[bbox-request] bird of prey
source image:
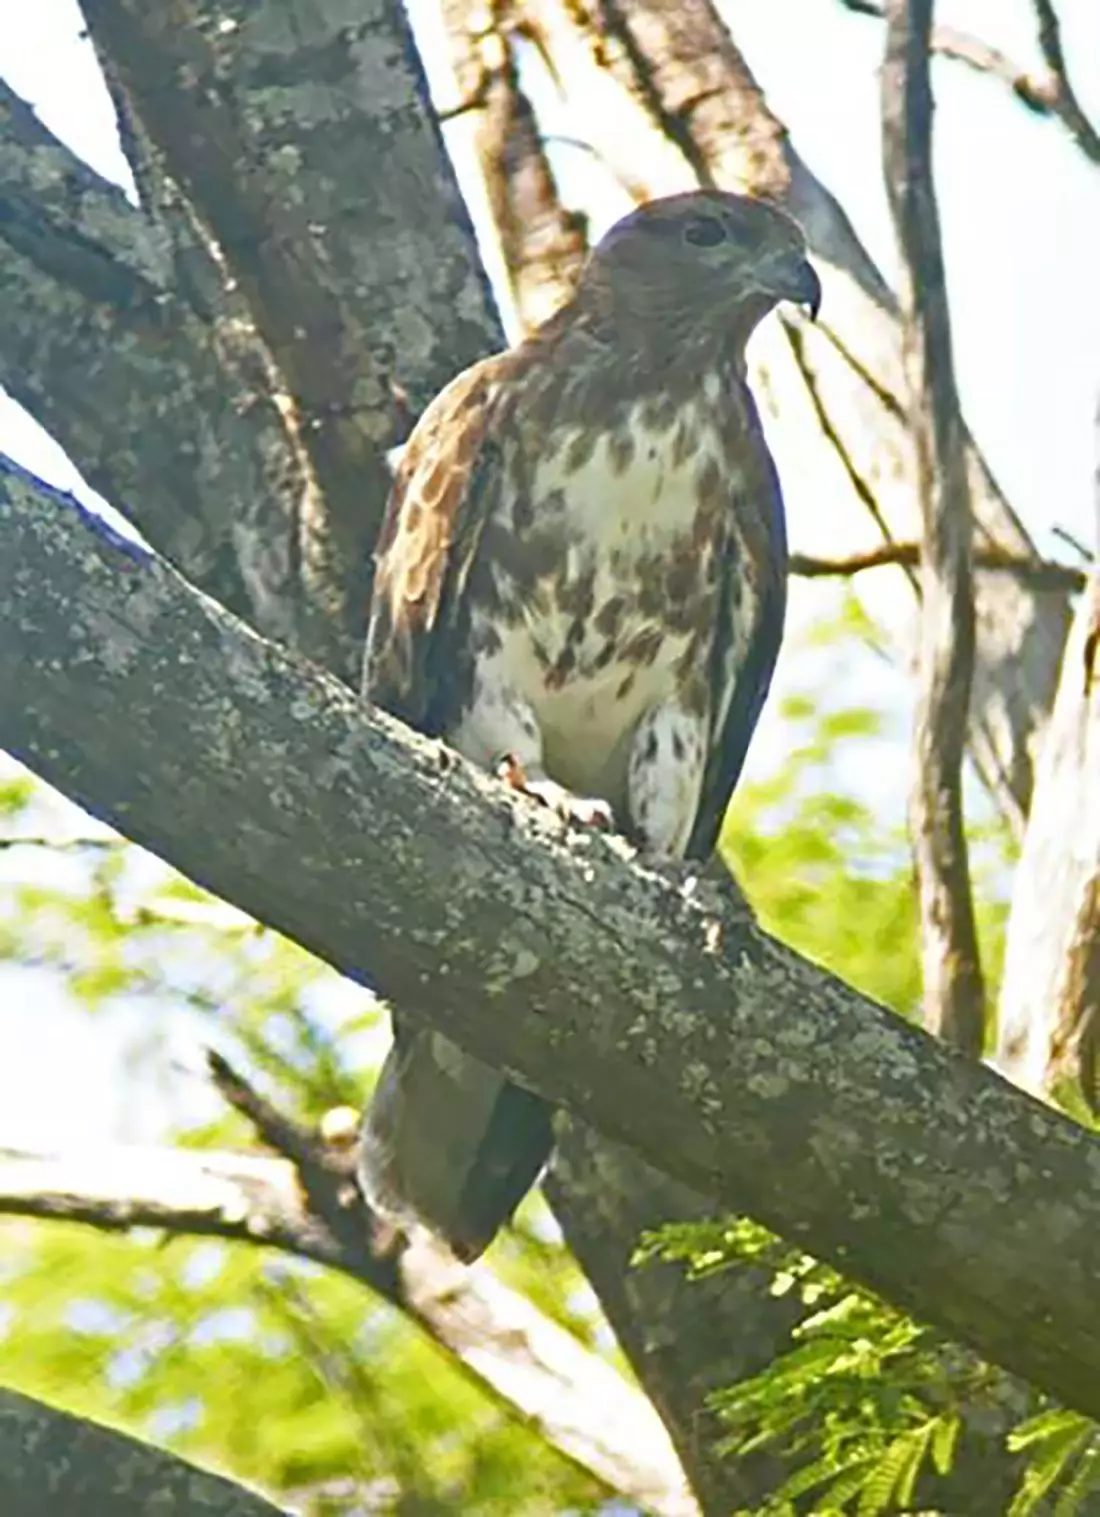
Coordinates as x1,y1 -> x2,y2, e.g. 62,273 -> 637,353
359,189 -> 820,1262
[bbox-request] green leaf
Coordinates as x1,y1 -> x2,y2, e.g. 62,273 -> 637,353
931,1411 -> 961,1475
1008,1423 -> 1094,1517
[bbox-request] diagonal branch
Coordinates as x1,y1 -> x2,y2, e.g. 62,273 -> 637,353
0,1387 -> 290,1516
0,80 -> 311,644
1030,0 -> 1100,164
840,0 -> 1100,163
881,0 -> 986,1054
0,1061 -> 695,1515
5,460 -> 1100,1417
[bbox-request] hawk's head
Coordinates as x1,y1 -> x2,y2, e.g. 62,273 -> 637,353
579,190 -> 820,345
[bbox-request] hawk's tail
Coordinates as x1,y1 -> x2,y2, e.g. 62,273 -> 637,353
359,1020 -> 555,1263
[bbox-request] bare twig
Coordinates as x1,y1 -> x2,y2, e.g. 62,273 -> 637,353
0,1058 -> 695,1516
882,0 -> 986,1054
0,835 -> 118,852
789,542 -> 1086,592
841,0 -> 1100,162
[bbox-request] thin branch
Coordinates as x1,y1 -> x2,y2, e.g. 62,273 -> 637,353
840,0 -> 1100,162
0,835 -> 118,852
0,1059 -> 695,1516
440,3 -> 589,331
789,542 -> 1086,592
1031,0 -> 1100,163
882,0 -> 986,1054
6,461 -> 1100,1417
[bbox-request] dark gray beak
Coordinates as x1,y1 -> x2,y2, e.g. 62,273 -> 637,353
763,252 -> 822,320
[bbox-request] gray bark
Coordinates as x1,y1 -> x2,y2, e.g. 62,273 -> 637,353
547,1126 -> 799,1512
0,1386 -> 290,1516
0,81 -> 309,642
82,0 -> 503,679
5,459 -> 1100,1421
881,0 -> 985,1052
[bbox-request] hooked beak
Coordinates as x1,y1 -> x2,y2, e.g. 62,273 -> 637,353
760,251 -> 821,320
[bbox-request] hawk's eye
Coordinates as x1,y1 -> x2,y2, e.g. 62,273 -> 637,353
683,217 -> 726,248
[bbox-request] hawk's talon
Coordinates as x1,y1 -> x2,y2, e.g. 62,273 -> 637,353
494,754 -> 614,832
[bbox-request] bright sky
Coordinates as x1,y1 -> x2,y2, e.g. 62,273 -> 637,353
1,0 -> 1098,1147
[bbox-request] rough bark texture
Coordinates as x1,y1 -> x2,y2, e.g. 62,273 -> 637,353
0,1138 -> 690,1514
0,1386 -> 290,1516
998,576 -> 1100,1100
527,0 -> 1071,835
6,462 -> 1100,1421
881,0 -> 985,1054
82,0 -> 503,679
0,81 -> 310,641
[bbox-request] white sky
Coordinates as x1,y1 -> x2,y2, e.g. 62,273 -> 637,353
1,0 -> 1098,1147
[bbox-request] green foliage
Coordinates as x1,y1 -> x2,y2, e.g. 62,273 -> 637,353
721,685 -> 1012,1031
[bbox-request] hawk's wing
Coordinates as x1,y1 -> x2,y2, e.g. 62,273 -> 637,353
686,393 -> 788,862
362,356 -> 508,729
360,351 -> 556,1261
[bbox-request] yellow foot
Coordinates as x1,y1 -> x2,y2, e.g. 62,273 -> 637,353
494,755 -> 614,831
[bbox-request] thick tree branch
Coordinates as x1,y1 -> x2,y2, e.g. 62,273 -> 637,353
81,0 -> 502,678
0,1124 -> 692,1515
840,0 -> 1100,162
6,461 -> 1100,1419
0,80 -> 314,644
0,1387 -> 290,1516
882,0 -> 985,1054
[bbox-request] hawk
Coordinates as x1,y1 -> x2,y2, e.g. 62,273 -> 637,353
359,190 -> 820,1261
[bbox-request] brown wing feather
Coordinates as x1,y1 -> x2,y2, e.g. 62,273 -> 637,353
362,357 -> 508,731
